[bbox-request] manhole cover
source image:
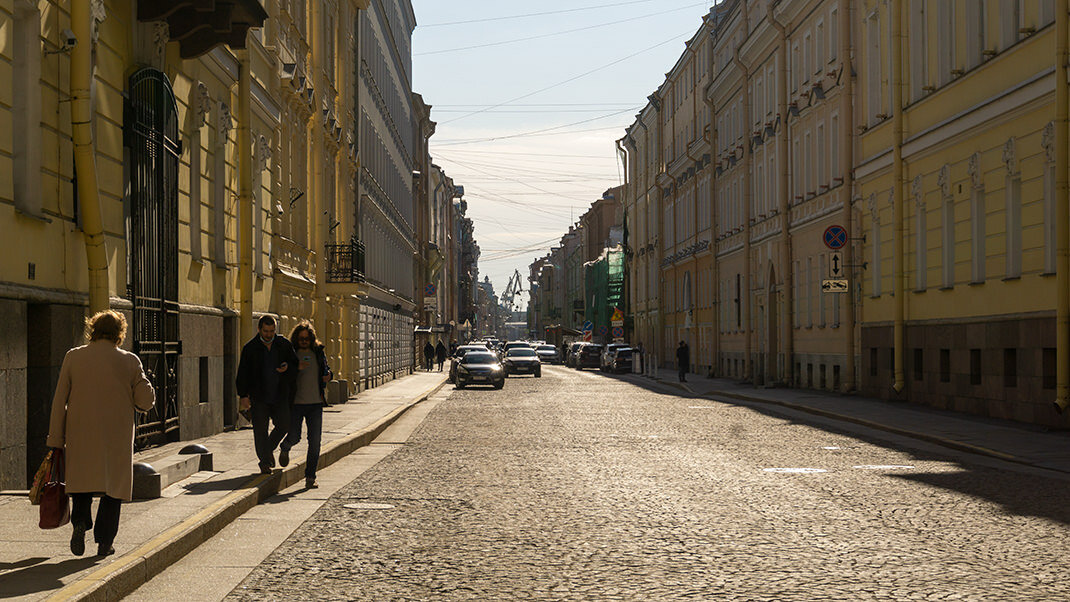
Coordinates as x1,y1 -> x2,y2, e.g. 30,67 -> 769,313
853,465 -> 915,470
763,468 -> 827,474
343,503 -> 396,510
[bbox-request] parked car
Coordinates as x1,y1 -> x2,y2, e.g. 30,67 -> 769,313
566,342 -> 587,367
504,341 -> 531,354
503,347 -> 542,377
535,345 -> 560,364
449,344 -> 491,383
454,351 -> 505,389
605,347 -> 633,373
575,344 -> 603,370
600,343 -> 630,371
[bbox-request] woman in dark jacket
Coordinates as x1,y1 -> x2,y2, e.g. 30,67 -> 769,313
423,341 -> 435,371
435,341 -> 448,371
279,321 -> 332,489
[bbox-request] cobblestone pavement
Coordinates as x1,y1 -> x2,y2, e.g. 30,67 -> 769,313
227,367 -> 1070,601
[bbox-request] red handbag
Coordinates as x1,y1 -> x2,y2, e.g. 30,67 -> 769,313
38,449 -> 70,530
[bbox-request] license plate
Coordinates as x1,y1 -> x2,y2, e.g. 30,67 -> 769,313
472,376 -> 486,381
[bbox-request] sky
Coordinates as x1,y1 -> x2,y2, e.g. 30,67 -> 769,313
410,0 -> 715,311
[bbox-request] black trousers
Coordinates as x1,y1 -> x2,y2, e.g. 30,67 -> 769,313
70,493 -> 122,547
252,401 -> 291,469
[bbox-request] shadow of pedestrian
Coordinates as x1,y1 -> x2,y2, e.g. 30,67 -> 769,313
0,557 -> 100,597
180,474 -> 263,495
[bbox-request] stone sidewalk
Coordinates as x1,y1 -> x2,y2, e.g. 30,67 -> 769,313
625,366 -> 1070,475
0,370 -> 447,602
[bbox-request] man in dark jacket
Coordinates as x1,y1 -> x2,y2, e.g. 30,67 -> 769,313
676,340 -> 690,382
435,341 -> 447,371
279,320 -> 332,489
236,315 -> 298,474
423,341 -> 435,371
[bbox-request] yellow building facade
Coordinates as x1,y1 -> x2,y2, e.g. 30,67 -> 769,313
0,0 -> 383,488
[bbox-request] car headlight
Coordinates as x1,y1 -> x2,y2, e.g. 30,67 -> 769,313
457,366 -> 469,375
491,365 -> 502,372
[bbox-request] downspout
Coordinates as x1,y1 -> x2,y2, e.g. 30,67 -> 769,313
703,93 -> 719,373
71,0 -> 109,313
311,0 -> 328,340
637,118 -> 651,353
1055,0 -> 1070,412
769,4 -> 794,387
237,49 -> 254,345
732,3 -> 753,383
616,137 -> 630,341
840,0 -> 857,392
892,0 -> 906,394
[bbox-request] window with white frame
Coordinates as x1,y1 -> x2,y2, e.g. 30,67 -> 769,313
816,20 -> 826,76
942,173 -> 955,288
937,1 -> 956,86
830,113 -> 840,181
866,11 -> 882,123
830,5 -> 839,61
999,0 -> 1020,49
909,0 -> 928,101
971,176 -> 985,284
818,253 -> 827,327
816,122 -> 826,191
966,0 -> 986,69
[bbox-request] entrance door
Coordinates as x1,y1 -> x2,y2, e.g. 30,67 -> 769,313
126,68 -> 181,448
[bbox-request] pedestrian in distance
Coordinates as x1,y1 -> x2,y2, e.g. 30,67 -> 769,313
423,341 -> 435,371
435,340 -> 447,371
236,315 -> 298,475
46,310 -> 156,557
676,340 -> 690,383
449,339 -> 458,356
278,321 -> 332,489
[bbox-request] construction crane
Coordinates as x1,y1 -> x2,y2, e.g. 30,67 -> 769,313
500,269 -> 525,314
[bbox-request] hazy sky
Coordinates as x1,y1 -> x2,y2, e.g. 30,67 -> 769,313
410,0 -> 714,310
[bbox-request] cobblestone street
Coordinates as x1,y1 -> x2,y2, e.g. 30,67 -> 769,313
228,367 -> 1070,601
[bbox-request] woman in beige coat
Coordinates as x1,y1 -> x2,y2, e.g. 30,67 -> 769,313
46,310 -> 155,557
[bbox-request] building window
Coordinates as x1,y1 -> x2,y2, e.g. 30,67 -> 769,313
937,1 -> 956,86
908,0 -> 928,101
971,180 -> 985,284
870,196 -> 882,296
914,177 -> 927,291
870,348 -> 878,377
940,348 -> 951,383
866,12 -> 883,123
941,173 -> 955,288
1044,348 -> 1057,390
966,0 -> 986,70
970,348 -> 982,386
818,254 -> 826,327
806,256 -> 814,328
913,348 -> 924,381
13,2 -> 42,219
999,0 -> 1020,49
1004,348 -> 1017,388
1045,144 -> 1056,274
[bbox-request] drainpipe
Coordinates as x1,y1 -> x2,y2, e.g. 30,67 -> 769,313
311,0 -> 328,340
616,137 -> 631,341
769,4 -> 794,387
1055,0 -> 1070,412
637,118 -> 651,354
840,0 -> 857,392
70,0 -> 109,314
237,49 -> 253,346
704,93 -> 719,373
733,3 -> 753,384
891,0 -> 906,394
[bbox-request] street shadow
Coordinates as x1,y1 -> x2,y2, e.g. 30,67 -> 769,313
180,474 -> 263,495
887,470 -> 1070,526
0,557 -> 100,598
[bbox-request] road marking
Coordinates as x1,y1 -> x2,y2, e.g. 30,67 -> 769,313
762,468 -> 828,474
853,465 -> 915,470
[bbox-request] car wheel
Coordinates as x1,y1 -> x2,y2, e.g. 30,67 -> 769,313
535,370 -> 541,378
456,382 -> 465,389
493,381 -> 504,389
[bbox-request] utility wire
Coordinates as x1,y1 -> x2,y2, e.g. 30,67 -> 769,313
419,0 -> 666,27
435,107 -> 636,145
417,3 -> 706,56
433,125 -> 627,146
438,29 -> 693,125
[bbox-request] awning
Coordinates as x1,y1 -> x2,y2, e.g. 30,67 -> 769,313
137,0 -> 269,59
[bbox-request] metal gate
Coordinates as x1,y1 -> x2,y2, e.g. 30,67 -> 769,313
126,68 -> 181,448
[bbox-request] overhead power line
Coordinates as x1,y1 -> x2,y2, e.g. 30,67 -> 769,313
439,29 -> 692,125
416,3 -> 707,56
418,0 -> 666,27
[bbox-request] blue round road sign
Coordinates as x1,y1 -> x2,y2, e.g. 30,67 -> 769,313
424,283 -> 436,297
582,320 -> 594,332
823,225 -> 848,250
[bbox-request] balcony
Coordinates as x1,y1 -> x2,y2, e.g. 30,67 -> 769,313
325,240 -> 365,284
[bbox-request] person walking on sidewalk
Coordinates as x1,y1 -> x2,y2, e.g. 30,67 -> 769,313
435,340 -> 447,371
676,340 -> 690,383
236,315 -> 298,474
423,341 -> 435,371
46,310 -> 156,557
279,321 -> 332,489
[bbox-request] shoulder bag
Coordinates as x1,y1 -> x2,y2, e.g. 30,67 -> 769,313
38,449 -> 70,529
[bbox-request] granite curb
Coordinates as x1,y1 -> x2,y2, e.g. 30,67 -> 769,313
45,376 -> 448,602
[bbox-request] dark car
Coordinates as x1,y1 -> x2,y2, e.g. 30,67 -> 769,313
600,343 -> 630,371
535,345 -> 560,364
503,347 -> 542,377
566,342 -> 586,367
455,351 -> 505,389
605,347 -> 633,373
576,344 -> 603,370
449,344 -> 491,383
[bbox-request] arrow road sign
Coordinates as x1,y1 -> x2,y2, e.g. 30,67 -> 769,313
582,320 -> 594,332
822,279 -> 849,293
823,225 -> 848,250
829,251 -> 844,278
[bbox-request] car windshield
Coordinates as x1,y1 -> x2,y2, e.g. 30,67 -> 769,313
583,345 -> 603,352
538,346 -> 556,352
507,348 -> 537,357
617,349 -> 632,357
462,353 -> 497,364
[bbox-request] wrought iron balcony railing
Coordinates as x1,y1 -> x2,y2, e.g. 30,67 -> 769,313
325,240 -> 366,283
